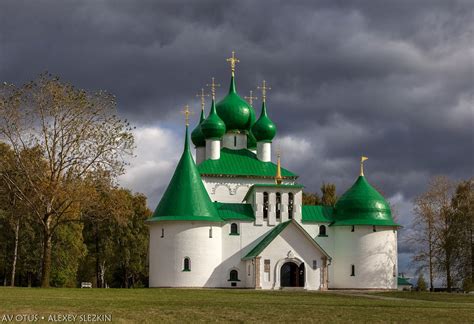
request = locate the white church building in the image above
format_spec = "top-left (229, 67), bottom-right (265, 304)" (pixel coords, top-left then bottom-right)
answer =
top-left (147, 54), bottom-right (399, 290)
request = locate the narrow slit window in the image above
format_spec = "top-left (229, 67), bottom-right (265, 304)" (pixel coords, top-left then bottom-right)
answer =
top-left (161, 228), bottom-right (164, 238)
top-left (183, 258), bottom-right (191, 271)
top-left (351, 225), bottom-right (355, 232)
top-left (263, 192), bottom-right (269, 220)
top-left (234, 136), bottom-right (237, 147)
top-left (351, 264), bottom-right (355, 276)
top-left (288, 193), bottom-right (294, 219)
top-left (230, 223), bottom-right (239, 235)
top-left (209, 227), bottom-right (213, 238)
top-left (373, 225), bottom-right (377, 232)
top-left (319, 225), bottom-right (327, 236)
top-left (276, 192), bottom-right (281, 220)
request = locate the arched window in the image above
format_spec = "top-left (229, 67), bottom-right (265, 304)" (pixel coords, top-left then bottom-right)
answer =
top-left (276, 192), bottom-right (281, 220)
top-left (183, 257), bottom-right (191, 271)
top-left (319, 225), bottom-right (327, 236)
top-left (288, 193), bottom-right (294, 219)
top-left (230, 223), bottom-right (239, 235)
top-left (229, 270), bottom-right (239, 281)
top-left (263, 192), bottom-right (269, 220)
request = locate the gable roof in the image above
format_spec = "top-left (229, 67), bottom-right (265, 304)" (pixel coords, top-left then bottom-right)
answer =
top-left (148, 126), bottom-right (221, 223)
top-left (197, 148), bottom-right (298, 179)
top-left (214, 202), bottom-right (254, 221)
top-left (242, 220), bottom-right (331, 260)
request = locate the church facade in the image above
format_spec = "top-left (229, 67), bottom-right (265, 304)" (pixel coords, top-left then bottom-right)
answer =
top-left (147, 54), bottom-right (399, 290)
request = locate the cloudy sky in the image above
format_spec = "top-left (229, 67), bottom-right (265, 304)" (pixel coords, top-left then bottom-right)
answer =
top-left (1, 0), bottom-right (473, 277)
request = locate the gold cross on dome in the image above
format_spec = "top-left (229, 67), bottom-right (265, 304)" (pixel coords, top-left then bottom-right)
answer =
top-left (181, 105), bottom-right (194, 126)
top-left (196, 88), bottom-right (209, 111)
top-left (244, 90), bottom-right (258, 106)
top-left (257, 80), bottom-right (271, 103)
top-left (226, 51), bottom-right (240, 75)
top-left (206, 77), bottom-right (221, 100)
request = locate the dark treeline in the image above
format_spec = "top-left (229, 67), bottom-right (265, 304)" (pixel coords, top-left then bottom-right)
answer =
top-left (0, 74), bottom-right (150, 288)
top-left (303, 183), bottom-right (337, 206)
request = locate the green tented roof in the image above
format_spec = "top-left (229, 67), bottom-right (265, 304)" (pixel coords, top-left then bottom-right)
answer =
top-left (243, 184), bottom-right (304, 202)
top-left (149, 126), bottom-right (221, 223)
top-left (198, 148), bottom-right (298, 178)
top-left (214, 202), bottom-right (254, 221)
top-left (302, 205), bottom-right (334, 223)
top-left (243, 221), bottom-right (292, 260)
top-left (398, 277), bottom-right (412, 286)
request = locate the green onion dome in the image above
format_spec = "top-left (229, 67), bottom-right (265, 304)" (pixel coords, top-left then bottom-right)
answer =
top-left (201, 99), bottom-right (226, 139)
top-left (333, 176), bottom-right (397, 226)
top-left (191, 109), bottom-right (206, 147)
top-left (251, 101), bottom-right (276, 142)
top-left (216, 76), bottom-right (255, 132)
top-left (247, 130), bottom-right (257, 149)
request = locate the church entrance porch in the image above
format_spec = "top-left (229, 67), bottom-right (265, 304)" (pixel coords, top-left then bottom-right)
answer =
top-left (280, 261), bottom-right (305, 287)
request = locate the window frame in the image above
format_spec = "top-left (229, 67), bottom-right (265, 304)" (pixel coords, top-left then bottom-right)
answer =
top-left (228, 269), bottom-right (240, 282)
top-left (183, 257), bottom-right (191, 272)
top-left (230, 223), bottom-right (239, 235)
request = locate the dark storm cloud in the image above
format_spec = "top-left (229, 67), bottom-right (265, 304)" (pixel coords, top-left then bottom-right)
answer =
top-left (1, 0), bottom-right (473, 212)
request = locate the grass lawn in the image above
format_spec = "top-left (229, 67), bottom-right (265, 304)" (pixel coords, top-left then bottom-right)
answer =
top-left (0, 288), bottom-right (472, 323)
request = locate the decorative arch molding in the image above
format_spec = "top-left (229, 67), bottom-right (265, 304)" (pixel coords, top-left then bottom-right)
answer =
top-left (272, 255), bottom-right (306, 289)
top-left (210, 182), bottom-right (251, 196)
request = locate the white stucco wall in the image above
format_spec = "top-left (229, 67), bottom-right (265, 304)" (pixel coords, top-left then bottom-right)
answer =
top-left (195, 146), bottom-right (206, 165)
top-left (256, 142), bottom-right (271, 162)
top-left (149, 221), bottom-right (222, 287)
top-left (222, 133), bottom-right (247, 150)
top-left (331, 226), bottom-right (397, 289)
top-left (205, 139), bottom-right (221, 160)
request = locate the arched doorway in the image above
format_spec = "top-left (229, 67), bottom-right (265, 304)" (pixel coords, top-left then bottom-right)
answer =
top-left (280, 262), bottom-right (305, 287)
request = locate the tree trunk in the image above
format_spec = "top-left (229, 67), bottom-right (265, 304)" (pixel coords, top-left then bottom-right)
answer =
top-left (10, 218), bottom-right (20, 287)
top-left (40, 219), bottom-right (52, 288)
top-left (95, 224), bottom-right (101, 288)
top-left (428, 219), bottom-right (434, 292)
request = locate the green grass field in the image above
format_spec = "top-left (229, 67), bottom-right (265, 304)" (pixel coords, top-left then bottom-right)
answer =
top-left (0, 288), bottom-right (472, 323)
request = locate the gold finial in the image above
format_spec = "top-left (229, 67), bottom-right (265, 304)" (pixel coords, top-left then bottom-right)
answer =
top-left (244, 90), bottom-right (258, 106)
top-left (206, 77), bottom-right (221, 100)
top-left (360, 156), bottom-right (369, 176)
top-left (275, 147), bottom-right (282, 185)
top-left (257, 80), bottom-right (271, 103)
top-left (196, 88), bottom-right (209, 111)
top-left (226, 51), bottom-right (240, 76)
top-left (181, 105), bottom-right (194, 126)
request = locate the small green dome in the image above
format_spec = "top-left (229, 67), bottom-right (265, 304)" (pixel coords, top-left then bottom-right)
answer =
top-left (201, 99), bottom-right (226, 139)
top-left (216, 76), bottom-right (255, 131)
top-left (334, 176), bottom-right (397, 226)
top-left (191, 109), bottom-right (206, 147)
top-left (251, 102), bottom-right (276, 142)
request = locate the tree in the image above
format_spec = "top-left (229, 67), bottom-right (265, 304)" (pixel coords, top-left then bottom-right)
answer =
top-left (451, 179), bottom-right (474, 291)
top-left (416, 273), bottom-right (427, 291)
top-left (412, 176), bottom-right (458, 291)
top-left (302, 192), bottom-right (321, 205)
top-left (321, 183), bottom-right (337, 206)
top-left (0, 74), bottom-right (134, 287)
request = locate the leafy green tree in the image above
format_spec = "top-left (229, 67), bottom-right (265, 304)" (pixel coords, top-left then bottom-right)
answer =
top-left (0, 75), bottom-right (134, 287)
